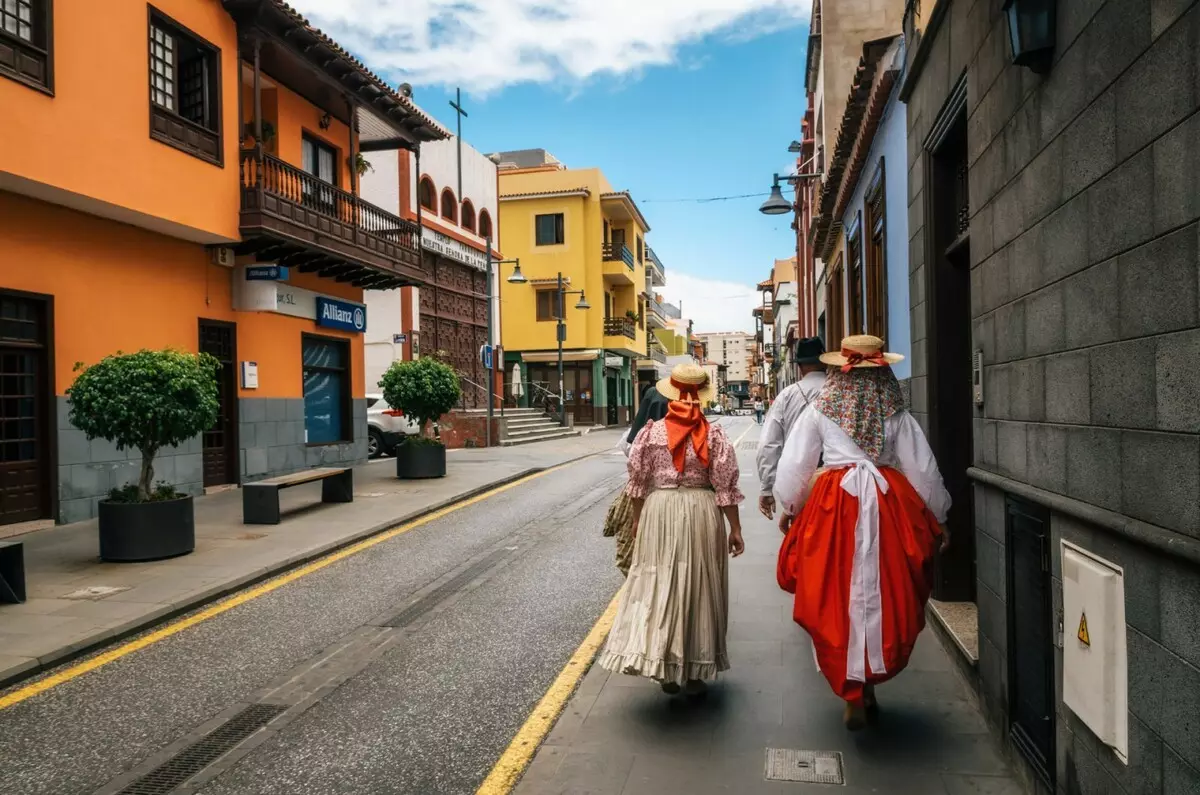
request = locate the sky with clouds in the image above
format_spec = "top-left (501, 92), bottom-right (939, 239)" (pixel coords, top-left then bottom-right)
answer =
top-left (294, 0), bottom-right (810, 334)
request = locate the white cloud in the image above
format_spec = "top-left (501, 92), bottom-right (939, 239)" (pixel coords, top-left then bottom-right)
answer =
top-left (290, 0), bottom-right (809, 93)
top-left (660, 271), bottom-right (759, 335)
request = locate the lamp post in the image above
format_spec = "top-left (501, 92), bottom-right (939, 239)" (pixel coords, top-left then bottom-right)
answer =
top-left (506, 264), bottom-right (591, 427)
top-left (483, 237), bottom-right (516, 448)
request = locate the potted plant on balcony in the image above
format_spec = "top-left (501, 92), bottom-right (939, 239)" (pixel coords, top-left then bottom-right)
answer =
top-left (67, 349), bottom-right (220, 562)
top-left (242, 120), bottom-right (276, 149)
top-left (624, 309), bottom-right (638, 321)
top-left (352, 152), bottom-right (374, 177)
top-left (379, 357), bottom-right (462, 479)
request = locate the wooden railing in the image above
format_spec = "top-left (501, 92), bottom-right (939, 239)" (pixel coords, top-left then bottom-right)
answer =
top-left (601, 243), bottom-right (635, 269)
top-left (604, 316), bottom-right (636, 339)
top-left (240, 152), bottom-right (420, 252)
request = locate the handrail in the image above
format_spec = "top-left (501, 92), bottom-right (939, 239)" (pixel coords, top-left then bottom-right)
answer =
top-left (456, 373), bottom-right (505, 414)
top-left (601, 243), bottom-right (635, 270)
top-left (604, 316), bottom-right (636, 339)
top-left (240, 152), bottom-right (420, 250)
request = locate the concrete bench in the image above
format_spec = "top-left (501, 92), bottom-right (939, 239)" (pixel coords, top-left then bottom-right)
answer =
top-left (0, 541), bottom-right (25, 604)
top-left (242, 467), bottom-right (354, 525)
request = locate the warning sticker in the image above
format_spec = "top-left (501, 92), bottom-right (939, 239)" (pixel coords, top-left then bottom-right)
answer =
top-left (1077, 612), bottom-right (1091, 647)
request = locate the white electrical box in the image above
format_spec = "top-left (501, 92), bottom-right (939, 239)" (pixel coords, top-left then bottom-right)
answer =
top-left (241, 361), bottom-right (259, 390)
top-left (1061, 541), bottom-right (1128, 763)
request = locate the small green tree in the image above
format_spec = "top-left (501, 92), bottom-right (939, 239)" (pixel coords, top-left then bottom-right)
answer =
top-left (67, 349), bottom-right (220, 502)
top-left (378, 357), bottom-right (462, 443)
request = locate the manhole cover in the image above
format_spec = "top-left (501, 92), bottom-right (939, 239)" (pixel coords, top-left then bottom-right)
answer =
top-left (765, 749), bottom-right (844, 784)
top-left (61, 585), bottom-right (131, 601)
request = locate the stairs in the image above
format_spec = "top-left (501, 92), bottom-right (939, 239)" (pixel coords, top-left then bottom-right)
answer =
top-left (459, 408), bottom-right (581, 446)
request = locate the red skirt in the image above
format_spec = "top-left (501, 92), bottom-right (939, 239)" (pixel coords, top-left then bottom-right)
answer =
top-left (777, 466), bottom-right (942, 703)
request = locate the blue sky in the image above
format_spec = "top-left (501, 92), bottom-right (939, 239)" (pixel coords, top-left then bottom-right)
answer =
top-left (294, 1), bottom-right (810, 333)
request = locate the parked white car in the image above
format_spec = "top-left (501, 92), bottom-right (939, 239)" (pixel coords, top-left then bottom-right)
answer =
top-left (366, 394), bottom-right (419, 458)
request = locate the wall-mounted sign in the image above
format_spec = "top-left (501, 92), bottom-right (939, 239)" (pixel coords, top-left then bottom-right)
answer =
top-left (480, 344), bottom-right (493, 370)
top-left (241, 361), bottom-right (259, 389)
top-left (246, 265), bottom-right (289, 281)
top-left (316, 297), bottom-right (367, 333)
top-left (421, 227), bottom-right (489, 272)
top-left (392, 333), bottom-right (408, 344)
top-left (233, 270), bottom-right (368, 332)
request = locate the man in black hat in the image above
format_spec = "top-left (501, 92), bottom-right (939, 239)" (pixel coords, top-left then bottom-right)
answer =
top-left (756, 337), bottom-right (827, 520)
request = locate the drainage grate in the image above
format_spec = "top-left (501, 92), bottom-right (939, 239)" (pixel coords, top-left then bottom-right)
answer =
top-left (116, 704), bottom-right (286, 794)
top-left (382, 549), bottom-right (509, 628)
top-left (764, 749), bottom-right (845, 785)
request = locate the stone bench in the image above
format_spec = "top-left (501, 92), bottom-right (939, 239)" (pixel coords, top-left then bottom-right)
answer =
top-left (0, 541), bottom-right (25, 604)
top-left (242, 467), bottom-right (353, 525)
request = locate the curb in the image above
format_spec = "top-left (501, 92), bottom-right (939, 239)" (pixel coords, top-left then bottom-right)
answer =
top-left (0, 452), bottom-right (606, 691)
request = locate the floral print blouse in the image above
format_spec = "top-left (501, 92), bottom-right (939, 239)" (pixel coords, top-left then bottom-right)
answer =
top-left (625, 420), bottom-right (745, 507)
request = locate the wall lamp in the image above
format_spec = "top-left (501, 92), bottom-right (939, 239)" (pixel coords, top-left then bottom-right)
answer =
top-left (759, 172), bottom-right (823, 216)
top-left (1004, 0), bottom-right (1056, 73)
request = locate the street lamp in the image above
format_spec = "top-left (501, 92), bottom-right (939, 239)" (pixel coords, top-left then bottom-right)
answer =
top-left (758, 172), bottom-right (822, 216)
top-left (506, 266), bottom-right (590, 427)
top-left (483, 238), bottom-right (518, 448)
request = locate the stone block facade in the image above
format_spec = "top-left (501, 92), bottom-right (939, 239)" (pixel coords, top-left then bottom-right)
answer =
top-left (436, 412), bottom-right (501, 449)
top-left (56, 397), bottom-right (368, 525)
top-left (903, 0), bottom-right (1200, 791)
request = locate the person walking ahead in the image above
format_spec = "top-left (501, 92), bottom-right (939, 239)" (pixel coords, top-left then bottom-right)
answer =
top-left (599, 363), bottom-right (745, 695)
top-left (774, 335), bottom-right (950, 730)
top-left (756, 337), bottom-right (827, 521)
top-left (753, 397), bottom-right (765, 425)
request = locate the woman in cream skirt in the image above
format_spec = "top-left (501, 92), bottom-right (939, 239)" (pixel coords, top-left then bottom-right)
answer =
top-left (598, 364), bottom-right (745, 694)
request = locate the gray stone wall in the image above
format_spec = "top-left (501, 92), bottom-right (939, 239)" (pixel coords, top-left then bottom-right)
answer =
top-left (55, 398), bottom-right (204, 525)
top-left (238, 398), bottom-right (368, 482)
top-left (905, 0), bottom-right (1200, 791)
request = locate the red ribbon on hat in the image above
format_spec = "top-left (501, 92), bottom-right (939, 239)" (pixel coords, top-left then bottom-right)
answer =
top-left (840, 347), bottom-right (888, 373)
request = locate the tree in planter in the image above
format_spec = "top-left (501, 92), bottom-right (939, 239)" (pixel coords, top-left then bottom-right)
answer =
top-left (67, 349), bottom-right (220, 502)
top-left (378, 357), bottom-right (462, 446)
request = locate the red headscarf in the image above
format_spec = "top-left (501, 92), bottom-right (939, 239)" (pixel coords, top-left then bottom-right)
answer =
top-left (663, 377), bottom-right (710, 473)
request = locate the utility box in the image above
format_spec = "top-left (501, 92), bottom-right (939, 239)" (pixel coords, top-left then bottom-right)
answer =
top-left (1061, 541), bottom-right (1128, 763)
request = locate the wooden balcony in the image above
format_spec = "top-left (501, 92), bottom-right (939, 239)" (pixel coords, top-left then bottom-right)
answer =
top-left (602, 243), bottom-right (636, 286)
top-left (237, 153), bottom-right (424, 288)
top-left (604, 316), bottom-right (636, 340)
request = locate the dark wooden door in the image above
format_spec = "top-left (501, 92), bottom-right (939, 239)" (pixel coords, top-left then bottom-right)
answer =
top-left (606, 375), bottom-right (618, 425)
top-left (199, 321), bottom-right (238, 487)
top-left (926, 105), bottom-right (976, 602)
top-left (0, 294), bottom-right (50, 525)
top-left (1006, 497), bottom-right (1055, 785)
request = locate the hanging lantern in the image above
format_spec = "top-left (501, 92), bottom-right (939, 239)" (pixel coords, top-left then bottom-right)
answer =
top-left (1003, 0), bottom-right (1057, 73)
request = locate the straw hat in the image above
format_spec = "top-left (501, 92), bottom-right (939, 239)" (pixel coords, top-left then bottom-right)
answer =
top-left (656, 362), bottom-right (716, 404)
top-left (820, 334), bottom-right (904, 369)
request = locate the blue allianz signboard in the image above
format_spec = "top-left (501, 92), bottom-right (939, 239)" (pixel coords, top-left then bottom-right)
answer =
top-left (246, 265), bottom-right (289, 281)
top-left (316, 297), bottom-right (367, 333)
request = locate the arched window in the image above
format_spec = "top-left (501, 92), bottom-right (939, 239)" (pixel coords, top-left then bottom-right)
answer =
top-left (418, 177), bottom-right (436, 211)
top-left (461, 200), bottom-right (476, 233)
top-left (441, 189), bottom-right (457, 223)
top-left (478, 209), bottom-right (493, 240)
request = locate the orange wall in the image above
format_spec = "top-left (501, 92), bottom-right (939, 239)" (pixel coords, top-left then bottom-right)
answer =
top-left (0, 193), bottom-right (365, 399)
top-left (0, 0), bottom-right (242, 240)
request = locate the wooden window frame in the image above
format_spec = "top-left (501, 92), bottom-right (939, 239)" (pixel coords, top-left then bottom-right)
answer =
top-left (0, 0), bottom-right (53, 94)
top-left (418, 176), bottom-right (437, 211)
top-left (440, 188), bottom-right (458, 223)
top-left (535, 290), bottom-right (560, 322)
top-left (845, 215), bottom-right (864, 335)
top-left (535, 213), bottom-right (565, 246)
top-left (826, 254), bottom-right (845, 350)
top-left (301, 333), bottom-right (353, 446)
top-left (147, 6), bottom-right (223, 167)
top-left (864, 158), bottom-right (888, 339)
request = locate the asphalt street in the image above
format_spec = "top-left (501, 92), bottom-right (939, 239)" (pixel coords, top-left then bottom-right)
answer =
top-left (0, 416), bottom-right (755, 795)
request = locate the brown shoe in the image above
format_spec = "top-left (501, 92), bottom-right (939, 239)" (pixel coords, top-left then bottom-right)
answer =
top-left (864, 685), bottom-right (880, 725)
top-left (843, 701), bottom-right (866, 731)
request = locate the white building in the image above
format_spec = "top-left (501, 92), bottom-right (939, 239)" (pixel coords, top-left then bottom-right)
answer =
top-left (695, 331), bottom-right (753, 383)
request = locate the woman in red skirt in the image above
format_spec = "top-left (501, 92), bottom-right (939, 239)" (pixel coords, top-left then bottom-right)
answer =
top-left (774, 335), bottom-right (950, 730)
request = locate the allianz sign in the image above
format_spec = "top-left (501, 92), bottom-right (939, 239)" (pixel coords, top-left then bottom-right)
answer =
top-left (316, 297), bottom-right (367, 333)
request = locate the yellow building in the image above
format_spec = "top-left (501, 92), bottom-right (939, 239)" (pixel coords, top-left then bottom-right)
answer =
top-left (495, 150), bottom-right (653, 427)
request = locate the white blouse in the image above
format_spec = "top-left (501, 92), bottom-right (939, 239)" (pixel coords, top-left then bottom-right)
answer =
top-left (773, 408), bottom-right (951, 522)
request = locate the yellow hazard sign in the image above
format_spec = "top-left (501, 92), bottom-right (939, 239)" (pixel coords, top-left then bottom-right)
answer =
top-left (1077, 612), bottom-right (1091, 647)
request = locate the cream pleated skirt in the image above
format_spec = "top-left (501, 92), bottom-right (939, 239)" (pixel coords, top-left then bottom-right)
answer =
top-left (597, 487), bottom-right (730, 685)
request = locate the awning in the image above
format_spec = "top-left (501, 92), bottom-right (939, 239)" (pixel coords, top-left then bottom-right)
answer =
top-left (520, 349), bottom-right (601, 363)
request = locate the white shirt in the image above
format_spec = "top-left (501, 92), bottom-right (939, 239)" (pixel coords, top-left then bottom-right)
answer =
top-left (773, 408), bottom-right (951, 523)
top-left (756, 371), bottom-right (826, 496)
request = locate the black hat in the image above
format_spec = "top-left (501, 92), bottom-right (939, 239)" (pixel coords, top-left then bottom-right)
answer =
top-left (794, 336), bottom-right (825, 365)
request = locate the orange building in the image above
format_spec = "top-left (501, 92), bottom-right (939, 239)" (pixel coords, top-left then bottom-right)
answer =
top-left (0, 0), bottom-right (447, 529)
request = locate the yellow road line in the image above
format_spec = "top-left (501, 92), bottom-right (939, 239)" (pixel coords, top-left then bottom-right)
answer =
top-left (476, 593), bottom-right (620, 795)
top-left (0, 461), bottom-right (587, 713)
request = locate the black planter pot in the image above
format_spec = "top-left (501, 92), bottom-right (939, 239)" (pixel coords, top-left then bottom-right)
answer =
top-left (395, 442), bottom-right (447, 479)
top-left (98, 496), bottom-right (195, 562)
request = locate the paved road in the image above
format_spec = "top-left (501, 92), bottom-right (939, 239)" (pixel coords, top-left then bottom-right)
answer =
top-left (0, 416), bottom-right (753, 795)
